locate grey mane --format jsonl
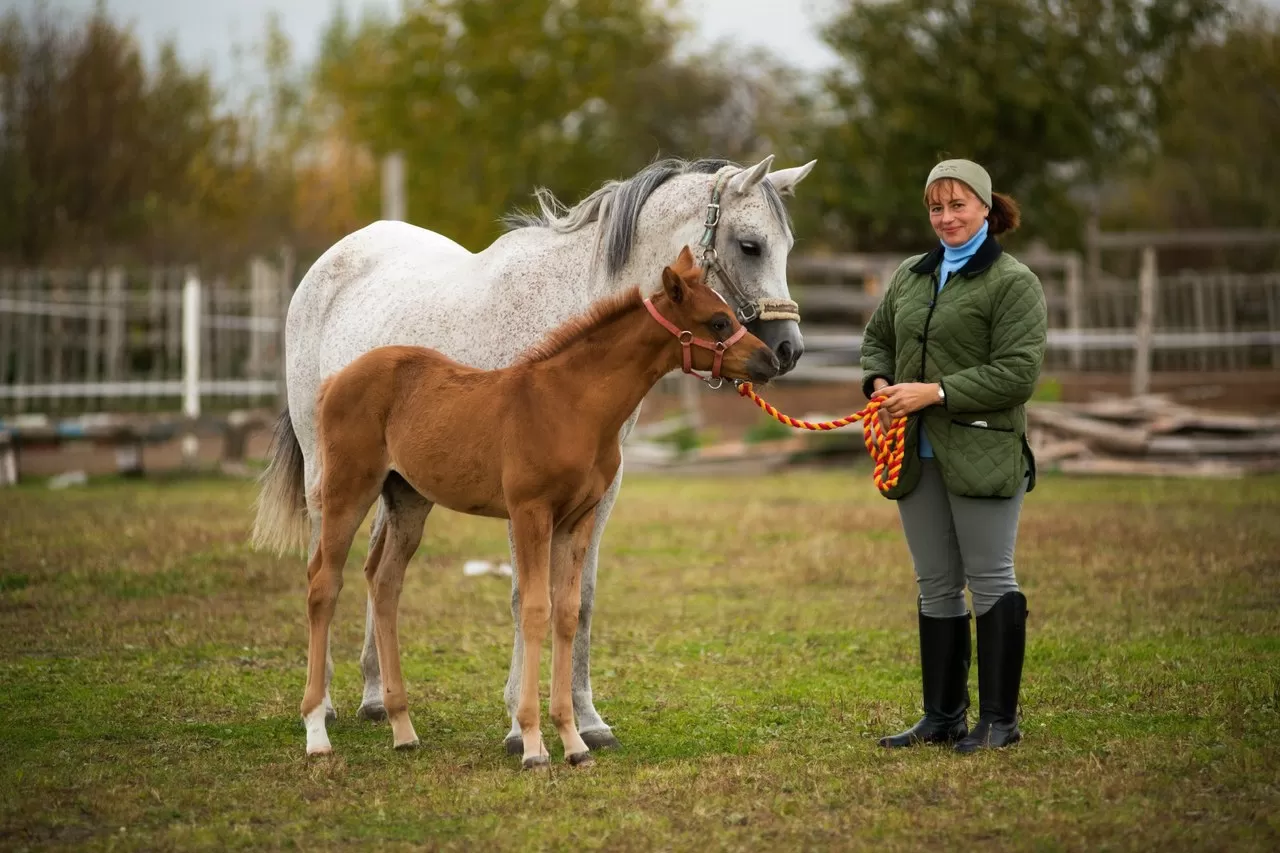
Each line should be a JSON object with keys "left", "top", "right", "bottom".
{"left": 502, "top": 157, "right": 793, "bottom": 278}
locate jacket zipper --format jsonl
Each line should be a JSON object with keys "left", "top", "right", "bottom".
{"left": 917, "top": 272, "right": 943, "bottom": 381}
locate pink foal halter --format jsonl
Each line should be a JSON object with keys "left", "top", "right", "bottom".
{"left": 643, "top": 297, "right": 747, "bottom": 388}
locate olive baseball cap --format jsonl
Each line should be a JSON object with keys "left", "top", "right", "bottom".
{"left": 925, "top": 159, "right": 992, "bottom": 207}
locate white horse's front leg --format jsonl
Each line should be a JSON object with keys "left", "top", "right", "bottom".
{"left": 503, "top": 520, "right": 527, "bottom": 754}
{"left": 571, "top": 462, "right": 623, "bottom": 749}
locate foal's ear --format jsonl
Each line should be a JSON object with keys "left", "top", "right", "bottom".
{"left": 661, "top": 266, "right": 686, "bottom": 305}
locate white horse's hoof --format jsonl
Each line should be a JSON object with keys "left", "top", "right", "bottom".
{"left": 504, "top": 734, "right": 523, "bottom": 755}
{"left": 358, "top": 702, "right": 388, "bottom": 722}
{"left": 306, "top": 743, "right": 332, "bottom": 757}
{"left": 581, "top": 728, "right": 620, "bottom": 751}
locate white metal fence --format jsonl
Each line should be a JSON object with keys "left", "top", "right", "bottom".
{"left": 2, "top": 242, "right": 1278, "bottom": 418}
{"left": 784, "top": 247, "right": 1280, "bottom": 391}
{"left": 0, "top": 258, "right": 290, "bottom": 417}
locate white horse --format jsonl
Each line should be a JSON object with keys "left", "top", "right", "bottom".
{"left": 252, "top": 155, "right": 816, "bottom": 754}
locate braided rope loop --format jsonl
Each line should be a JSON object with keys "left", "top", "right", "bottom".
{"left": 736, "top": 382, "right": 908, "bottom": 493}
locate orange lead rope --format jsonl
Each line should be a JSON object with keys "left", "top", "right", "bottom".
{"left": 735, "top": 382, "right": 908, "bottom": 493}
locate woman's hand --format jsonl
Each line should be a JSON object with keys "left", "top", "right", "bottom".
{"left": 872, "top": 382, "right": 942, "bottom": 422}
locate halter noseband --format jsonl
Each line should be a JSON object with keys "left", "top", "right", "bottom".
{"left": 643, "top": 297, "right": 747, "bottom": 389}
{"left": 697, "top": 166, "right": 802, "bottom": 326}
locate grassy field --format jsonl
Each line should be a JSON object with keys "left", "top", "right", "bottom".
{"left": 1, "top": 466, "right": 1278, "bottom": 851}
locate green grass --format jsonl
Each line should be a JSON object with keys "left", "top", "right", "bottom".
{"left": 1, "top": 469, "right": 1278, "bottom": 851}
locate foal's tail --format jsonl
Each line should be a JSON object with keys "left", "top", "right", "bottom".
{"left": 250, "top": 408, "right": 310, "bottom": 557}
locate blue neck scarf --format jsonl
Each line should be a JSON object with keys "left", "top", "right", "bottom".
{"left": 939, "top": 219, "right": 989, "bottom": 288}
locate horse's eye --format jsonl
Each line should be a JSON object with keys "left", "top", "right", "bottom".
{"left": 711, "top": 317, "right": 729, "bottom": 334}
{"left": 739, "top": 240, "right": 761, "bottom": 257}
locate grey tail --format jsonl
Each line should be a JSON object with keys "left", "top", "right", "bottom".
{"left": 250, "top": 408, "right": 309, "bottom": 556}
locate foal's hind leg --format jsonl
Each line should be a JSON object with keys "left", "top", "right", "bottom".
{"left": 365, "top": 474, "right": 433, "bottom": 750}
{"left": 301, "top": 469, "right": 384, "bottom": 756}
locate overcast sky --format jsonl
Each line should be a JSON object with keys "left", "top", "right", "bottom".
{"left": 8, "top": 0, "right": 845, "bottom": 88}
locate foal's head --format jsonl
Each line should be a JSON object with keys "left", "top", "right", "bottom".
{"left": 654, "top": 246, "right": 780, "bottom": 384}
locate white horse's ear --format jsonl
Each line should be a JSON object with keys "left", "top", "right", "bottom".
{"left": 728, "top": 154, "right": 775, "bottom": 195}
{"left": 765, "top": 160, "right": 817, "bottom": 197}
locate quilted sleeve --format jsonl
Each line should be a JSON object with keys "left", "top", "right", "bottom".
{"left": 940, "top": 270, "right": 1047, "bottom": 413}
{"left": 859, "top": 265, "right": 902, "bottom": 399}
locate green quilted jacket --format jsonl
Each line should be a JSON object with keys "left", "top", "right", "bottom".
{"left": 860, "top": 235, "right": 1047, "bottom": 500}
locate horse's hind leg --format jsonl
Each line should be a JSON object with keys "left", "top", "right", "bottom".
{"left": 365, "top": 473, "right": 433, "bottom": 750}
{"left": 301, "top": 466, "right": 384, "bottom": 756}
{"left": 356, "top": 499, "right": 390, "bottom": 721}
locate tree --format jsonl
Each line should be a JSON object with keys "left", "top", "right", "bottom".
{"left": 805, "top": 0, "right": 1227, "bottom": 252}
{"left": 314, "top": 0, "right": 814, "bottom": 250}
{"left": 1113, "top": 1, "right": 1280, "bottom": 230}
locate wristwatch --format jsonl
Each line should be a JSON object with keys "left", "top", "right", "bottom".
{"left": 936, "top": 384, "right": 946, "bottom": 404}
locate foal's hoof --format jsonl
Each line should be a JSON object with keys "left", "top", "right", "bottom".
{"left": 566, "top": 751, "right": 594, "bottom": 768}
{"left": 504, "top": 735, "right": 524, "bottom": 756}
{"left": 581, "top": 729, "right": 620, "bottom": 751}
{"left": 357, "top": 702, "right": 388, "bottom": 722}
{"left": 522, "top": 755, "right": 550, "bottom": 772}
{"left": 306, "top": 745, "right": 332, "bottom": 758}
{"left": 393, "top": 738, "right": 420, "bottom": 752}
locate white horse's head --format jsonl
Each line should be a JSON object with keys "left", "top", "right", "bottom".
{"left": 679, "top": 156, "right": 816, "bottom": 374}
{"left": 504, "top": 155, "right": 817, "bottom": 374}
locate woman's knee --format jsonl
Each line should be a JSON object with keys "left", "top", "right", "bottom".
{"left": 967, "top": 569, "right": 1020, "bottom": 616}
{"left": 917, "top": 584, "right": 967, "bottom": 619}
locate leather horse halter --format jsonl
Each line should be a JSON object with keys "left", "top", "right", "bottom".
{"left": 696, "top": 165, "right": 801, "bottom": 326}
{"left": 643, "top": 295, "right": 747, "bottom": 389}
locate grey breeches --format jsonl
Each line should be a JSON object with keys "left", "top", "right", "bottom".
{"left": 896, "top": 459, "right": 1026, "bottom": 618}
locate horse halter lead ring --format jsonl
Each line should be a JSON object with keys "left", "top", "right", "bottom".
{"left": 643, "top": 297, "right": 747, "bottom": 389}
{"left": 698, "top": 166, "right": 802, "bottom": 326}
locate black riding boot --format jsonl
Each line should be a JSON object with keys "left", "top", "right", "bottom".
{"left": 878, "top": 606, "right": 970, "bottom": 748}
{"left": 955, "top": 591, "right": 1026, "bottom": 753}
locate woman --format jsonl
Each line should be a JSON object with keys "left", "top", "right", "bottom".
{"left": 860, "top": 158, "right": 1047, "bottom": 753}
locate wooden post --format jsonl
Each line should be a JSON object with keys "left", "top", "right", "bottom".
{"left": 382, "top": 152, "right": 406, "bottom": 222}
{"left": 105, "top": 267, "right": 125, "bottom": 384}
{"left": 1065, "top": 254, "right": 1084, "bottom": 371}
{"left": 0, "top": 431, "right": 15, "bottom": 487}
{"left": 87, "top": 270, "right": 102, "bottom": 412}
{"left": 1267, "top": 273, "right": 1280, "bottom": 370}
{"left": 0, "top": 269, "right": 13, "bottom": 397}
{"left": 679, "top": 374, "right": 703, "bottom": 434}
{"left": 182, "top": 269, "right": 202, "bottom": 468}
{"left": 1085, "top": 211, "right": 1101, "bottom": 291}
{"left": 1132, "top": 246, "right": 1158, "bottom": 397}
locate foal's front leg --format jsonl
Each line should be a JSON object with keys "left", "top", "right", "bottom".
{"left": 550, "top": 509, "right": 599, "bottom": 767}
{"left": 509, "top": 503, "right": 554, "bottom": 770}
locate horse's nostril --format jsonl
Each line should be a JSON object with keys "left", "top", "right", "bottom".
{"left": 776, "top": 341, "right": 793, "bottom": 364}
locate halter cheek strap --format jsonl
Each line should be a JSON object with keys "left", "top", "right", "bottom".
{"left": 643, "top": 297, "right": 748, "bottom": 386}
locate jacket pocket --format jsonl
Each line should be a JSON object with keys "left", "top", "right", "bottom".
{"left": 948, "top": 420, "right": 1022, "bottom": 497}
{"left": 951, "top": 419, "right": 1015, "bottom": 434}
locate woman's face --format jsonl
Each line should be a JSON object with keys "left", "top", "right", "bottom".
{"left": 927, "top": 179, "right": 989, "bottom": 247}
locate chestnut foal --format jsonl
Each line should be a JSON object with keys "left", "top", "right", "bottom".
{"left": 302, "top": 246, "right": 780, "bottom": 768}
